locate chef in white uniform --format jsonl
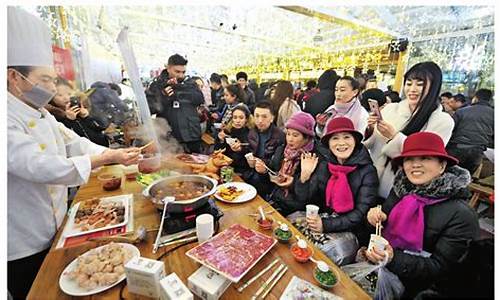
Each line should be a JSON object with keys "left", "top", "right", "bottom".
{"left": 7, "top": 7, "right": 141, "bottom": 299}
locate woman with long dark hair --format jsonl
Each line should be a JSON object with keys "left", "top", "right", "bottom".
{"left": 364, "top": 62, "right": 454, "bottom": 198}
{"left": 270, "top": 80, "right": 301, "bottom": 130}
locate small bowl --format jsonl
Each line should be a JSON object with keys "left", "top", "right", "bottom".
{"left": 138, "top": 153, "right": 161, "bottom": 174}
{"left": 97, "top": 173, "right": 122, "bottom": 191}
{"left": 290, "top": 242, "right": 313, "bottom": 263}
{"left": 122, "top": 164, "right": 139, "bottom": 180}
{"left": 313, "top": 266, "right": 338, "bottom": 289}
{"left": 257, "top": 218, "right": 273, "bottom": 230}
{"left": 273, "top": 227, "right": 292, "bottom": 244}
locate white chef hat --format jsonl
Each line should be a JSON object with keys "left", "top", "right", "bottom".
{"left": 8, "top": 6, "right": 54, "bottom": 67}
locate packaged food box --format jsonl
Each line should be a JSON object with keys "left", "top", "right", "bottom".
{"left": 187, "top": 266, "right": 231, "bottom": 300}
{"left": 160, "top": 272, "right": 193, "bottom": 300}
{"left": 125, "top": 256, "right": 165, "bottom": 298}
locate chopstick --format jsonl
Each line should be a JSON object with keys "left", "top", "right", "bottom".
{"left": 239, "top": 143, "right": 250, "bottom": 146}
{"left": 158, "top": 236, "right": 198, "bottom": 248}
{"left": 260, "top": 265, "right": 288, "bottom": 299}
{"left": 251, "top": 264, "right": 286, "bottom": 300}
{"left": 237, "top": 258, "right": 280, "bottom": 293}
{"left": 262, "top": 164, "right": 278, "bottom": 176}
{"left": 139, "top": 140, "right": 154, "bottom": 151}
{"left": 375, "top": 205, "right": 382, "bottom": 236}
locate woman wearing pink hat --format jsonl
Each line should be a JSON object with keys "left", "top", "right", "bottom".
{"left": 364, "top": 62, "right": 454, "bottom": 199}
{"left": 289, "top": 117, "right": 379, "bottom": 266}
{"left": 255, "top": 111, "right": 321, "bottom": 215}
{"left": 363, "top": 132, "right": 479, "bottom": 298}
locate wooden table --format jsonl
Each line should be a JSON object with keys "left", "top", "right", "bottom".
{"left": 28, "top": 165, "right": 370, "bottom": 300}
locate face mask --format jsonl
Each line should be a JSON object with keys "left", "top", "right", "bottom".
{"left": 15, "top": 72, "right": 56, "bottom": 108}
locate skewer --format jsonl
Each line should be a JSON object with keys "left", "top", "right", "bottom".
{"left": 251, "top": 264, "right": 286, "bottom": 300}
{"left": 260, "top": 265, "right": 288, "bottom": 299}
{"left": 237, "top": 258, "right": 280, "bottom": 293}
{"left": 375, "top": 205, "right": 382, "bottom": 236}
{"left": 139, "top": 140, "right": 154, "bottom": 151}
{"left": 158, "top": 236, "right": 197, "bottom": 247}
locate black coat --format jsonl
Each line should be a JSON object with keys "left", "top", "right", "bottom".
{"left": 59, "top": 117, "right": 109, "bottom": 147}
{"left": 448, "top": 100, "right": 494, "bottom": 149}
{"left": 146, "top": 73, "right": 204, "bottom": 143}
{"left": 296, "top": 144, "right": 379, "bottom": 240}
{"left": 214, "top": 127, "right": 250, "bottom": 173}
{"left": 380, "top": 167, "right": 480, "bottom": 298}
{"left": 241, "top": 124, "right": 285, "bottom": 198}
{"left": 303, "top": 71, "right": 337, "bottom": 118}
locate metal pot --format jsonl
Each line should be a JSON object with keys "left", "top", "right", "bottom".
{"left": 144, "top": 175, "right": 218, "bottom": 213}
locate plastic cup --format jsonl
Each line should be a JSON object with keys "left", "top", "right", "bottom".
{"left": 196, "top": 214, "right": 214, "bottom": 243}
{"left": 306, "top": 204, "right": 320, "bottom": 218}
{"left": 245, "top": 153, "right": 256, "bottom": 168}
{"left": 368, "top": 234, "right": 389, "bottom": 253}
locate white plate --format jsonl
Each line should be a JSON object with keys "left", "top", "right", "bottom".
{"left": 59, "top": 243, "right": 140, "bottom": 296}
{"left": 64, "top": 194, "right": 131, "bottom": 238}
{"left": 214, "top": 182, "right": 257, "bottom": 204}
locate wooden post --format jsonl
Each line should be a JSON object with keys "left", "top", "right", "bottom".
{"left": 393, "top": 50, "right": 408, "bottom": 93}
{"left": 58, "top": 6, "right": 71, "bottom": 49}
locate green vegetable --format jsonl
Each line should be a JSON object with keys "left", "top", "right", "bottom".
{"left": 274, "top": 228, "right": 292, "bottom": 240}
{"left": 315, "top": 269, "right": 337, "bottom": 286}
{"left": 136, "top": 170, "right": 170, "bottom": 186}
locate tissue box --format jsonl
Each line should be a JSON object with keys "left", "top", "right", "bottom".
{"left": 160, "top": 273, "right": 193, "bottom": 300}
{"left": 187, "top": 266, "right": 231, "bottom": 300}
{"left": 125, "top": 256, "right": 166, "bottom": 298}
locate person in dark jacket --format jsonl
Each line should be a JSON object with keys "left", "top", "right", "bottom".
{"left": 209, "top": 73, "right": 224, "bottom": 111}
{"left": 365, "top": 132, "right": 479, "bottom": 298}
{"left": 294, "top": 117, "right": 379, "bottom": 265}
{"left": 210, "top": 84, "right": 244, "bottom": 126}
{"left": 242, "top": 101, "right": 285, "bottom": 198}
{"left": 236, "top": 71, "right": 256, "bottom": 112}
{"left": 304, "top": 69, "right": 338, "bottom": 118}
{"left": 88, "top": 81, "right": 130, "bottom": 127}
{"left": 46, "top": 78, "right": 109, "bottom": 146}
{"left": 257, "top": 112, "right": 318, "bottom": 216}
{"left": 145, "top": 54, "right": 204, "bottom": 153}
{"left": 446, "top": 89, "right": 494, "bottom": 174}
{"left": 214, "top": 104, "right": 254, "bottom": 173}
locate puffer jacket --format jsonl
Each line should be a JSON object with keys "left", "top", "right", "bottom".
{"left": 296, "top": 143, "right": 379, "bottom": 241}
{"left": 304, "top": 70, "right": 337, "bottom": 118}
{"left": 380, "top": 166, "right": 480, "bottom": 298}
{"left": 448, "top": 100, "right": 494, "bottom": 149}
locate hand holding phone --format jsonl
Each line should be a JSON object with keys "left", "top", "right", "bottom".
{"left": 368, "top": 99, "right": 382, "bottom": 121}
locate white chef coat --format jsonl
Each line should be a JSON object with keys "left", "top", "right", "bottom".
{"left": 8, "top": 92, "right": 107, "bottom": 261}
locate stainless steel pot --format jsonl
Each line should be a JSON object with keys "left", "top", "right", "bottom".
{"left": 144, "top": 175, "right": 218, "bottom": 213}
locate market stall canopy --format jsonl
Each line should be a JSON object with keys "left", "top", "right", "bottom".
{"left": 26, "top": 5, "right": 494, "bottom": 74}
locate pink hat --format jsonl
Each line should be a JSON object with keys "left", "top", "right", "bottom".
{"left": 285, "top": 112, "right": 315, "bottom": 137}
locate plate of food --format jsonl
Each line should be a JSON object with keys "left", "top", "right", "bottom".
{"left": 59, "top": 242, "right": 140, "bottom": 296}
{"left": 280, "top": 276, "right": 343, "bottom": 300}
{"left": 64, "top": 195, "right": 130, "bottom": 238}
{"left": 186, "top": 224, "right": 276, "bottom": 282}
{"left": 175, "top": 153, "right": 210, "bottom": 164}
{"left": 214, "top": 182, "right": 257, "bottom": 203}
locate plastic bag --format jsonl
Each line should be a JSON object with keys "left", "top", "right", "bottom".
{"left": 374, "top": 267, "right": 405, "bottom": 300}
{"left": 342, "top": 260, "right": 381, "bottom": 282}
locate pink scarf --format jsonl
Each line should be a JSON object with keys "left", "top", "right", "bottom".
{"left": 280, "top": 139, "right": 314, "bottom": 176}
{"left": 325, "top": 163, "right": 357, "bottom": 213}
{"left": 383, "top": 194, "right": 447, "bottom": 252}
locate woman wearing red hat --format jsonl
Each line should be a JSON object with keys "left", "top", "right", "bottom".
{"left": 364, "top": 62, "right": 454, "bottom": 199}
{"left": 363, "top": 132, "right": 479, "bottom": 298}
{"left": 255, "top": 111, "right": 321, "bottom": 215}
{"left": 289, "top": 117, "right": 379, "bottom": 266}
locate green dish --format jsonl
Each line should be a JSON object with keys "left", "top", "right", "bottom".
{"left": 136, "top": 170, "right": 170, "bottom": 187}
{"left": 314, "top": 267, "right": 337, "bottom": 289}
{"left": 273, "top": 228, "right": 292, "bottom": 243}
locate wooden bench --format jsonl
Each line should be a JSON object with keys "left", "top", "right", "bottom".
{"left": 201, "top": 132, "right": 215, "bottom": 154}
{"left": 469, "top": 182, "right": 494, "bottom": 209}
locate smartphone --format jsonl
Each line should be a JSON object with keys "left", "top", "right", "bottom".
{"left": 70, "top": 96, "right": 80, "bottom": 107}
{"left": 368, "top": 99, "right": 382, "bottom": 120}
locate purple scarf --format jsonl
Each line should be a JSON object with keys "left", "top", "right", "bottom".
{"left": 325, "top": 163, "right": 357, "bottom": 213}
{"left": 383, "top": 194, "right": 447, "bottom": 252}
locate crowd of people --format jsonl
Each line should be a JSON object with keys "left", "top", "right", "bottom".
{"left": 6, "top": 6, "right": 494, "bottom": 300}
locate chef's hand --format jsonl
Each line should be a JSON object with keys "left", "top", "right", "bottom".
{"left": 66, "top": 106, "right": 81, "bottom": 120}
{"left": 306, "top": 215, "right": 323, "bottom": 233}
{"left": 255, "top": 158, "right": 267, "bottom": 174}
{"left": 78, "top": 105, "right": 89, "bottom": 118}
{"left": 367, "top": 207, "right": 387, "bottom": 227}
{"left": 105, "top": 147, "right": 141, "bottom": 166}
{"left": 365, "top": 243, "right": 394, "bottom": 264}
{"left": 376, "top": 120, "right": 398, "bottom": 140}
